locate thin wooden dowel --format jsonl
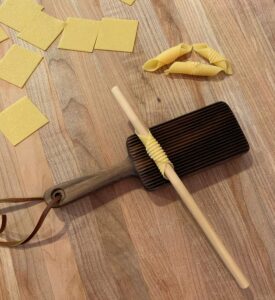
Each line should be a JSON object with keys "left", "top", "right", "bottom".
{"left": 111, "top": 86, "right": 249, "bottom": 289}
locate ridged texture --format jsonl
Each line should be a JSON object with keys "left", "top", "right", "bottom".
{"left": 127, "top": 102, "right": 249, "bottom": 190}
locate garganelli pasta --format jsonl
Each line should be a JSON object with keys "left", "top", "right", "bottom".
{"left": 143, "top": 43, "right": 193, "bottom": 72}
{"left": 143, "top": 43, "right": 232, "bottom": 77}
{"left": 193, "top": 43, "right": 232, "bottom": 74}
{"left": 137, "top": 131, "right": 173, "bottom": 177}
{"left": 165, "top": 61, "right": 224, "bottom": 76}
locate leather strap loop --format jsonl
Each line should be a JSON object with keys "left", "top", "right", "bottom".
{"left": 0, "top": 215, "right": 7, "bottom": 234}
{"left": 0, "top": 196, "right": 60, "bottom": 247}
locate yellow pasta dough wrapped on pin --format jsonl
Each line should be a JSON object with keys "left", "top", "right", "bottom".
{"left": 193, "top": 43, "right": 232, "bottom": 75}
{"left": 164, "top": 61, "right": 223, "bottom": 77}
{"left": 143, "top": 43, "right": 192, "bottom": 72}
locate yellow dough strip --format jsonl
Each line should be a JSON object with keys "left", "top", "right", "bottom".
{"left": 0, "top": 0, "right": 43, "bottom": 32}
{"left": 0, "top": 96, "right": 48, "bottom": 145}
{"left": 120, "top": 0, "right": 136, "bottom": 5}
{"left": 165, "top": 61, "right": 224, "bottom": 77}
{"left": 137, "top": 131, "right": 173, "bottom": 177}
{"left": 0, "top": 44, "right": 43, "bottom": 88}
{"left": 143, "top": 43, "right": 193, "bottom": 72}
{"left": 0, "top": 27, "right": 8, "bottom": 43}
{"left": 18, "top": 11, "right": 65, "bottom": 51}
{"left": 193, "top": 43, "right": 232, "bottom": 74}
{"left": 58, "top": 18, "right": 100, "bottom": 53}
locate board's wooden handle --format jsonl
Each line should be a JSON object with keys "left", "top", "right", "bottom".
{"left": 111, "top": 86, "right": 249, "bottom": 289}
{"left": 44, "top": 158, "right": 135, "bottom": 207}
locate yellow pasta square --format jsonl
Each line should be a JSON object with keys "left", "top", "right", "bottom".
{"left": 0, "top": 0, "right": 43, "bottom": 31}
{"left": 0, "top": 27, "right": 8, "bottom": 43}
{"left": 0, "top": 97, "right": 49, "bottom": 145}
{"left": 0, "top": 44, "right": 43, "bottom": 88}
{"left": 58, "top": 18, "right": 100, "bottom": 52}
{"left": 120, "top": 0, "right": 136, "bottom": 5}
{"left": 95, "top": 18, "right": 138, "bottom": 53}
{"left": 18, "top": 11, "right": 64, "bottom": 50}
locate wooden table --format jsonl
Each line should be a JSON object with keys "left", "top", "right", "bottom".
{"left": 0, "top": 0, "right": 274, "bottom": 299}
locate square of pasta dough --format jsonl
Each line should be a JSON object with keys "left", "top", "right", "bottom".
{"left": 58, "top": 18, "right": 100, "bottom": 52}
{"left": 0, "top": 0, "right": 43, "bottom": 31}
{"left": 0, "top": 44, "right": 43, "bottom": 88}
{"left": 0, "top": 96, "right": 49, "bottom": 145}
{"left": 120, "top": 0, "right": 136, "bottom": 5}
{"left": 18, "top": 11, "right": 64, "bottom": 50}
{"left": 95, "top": 18, "right": 138, "bottom": 53}
{"left": 0, "top": 27, "right": 8, "bottom": 42}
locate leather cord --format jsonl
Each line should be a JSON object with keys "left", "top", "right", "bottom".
{"left": 0, "top": 196, "right": 60, "bottom": 247}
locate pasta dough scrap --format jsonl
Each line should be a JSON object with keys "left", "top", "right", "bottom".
{"left": 0, "top": 27, "right": 8, "bottom": 43}
{"left": 143, "top": 43, "right": 192, "bottom": 72}
{"left": 0, "top": 44, "right": 43, "bottom": 88}
{"left": 18, "top": 11, "right": 65, "bottom": 50}
{"left": 165, "top": 61, "right": 223, "bottom": 76}
{"left": 120, "top": 0, "right": 136, "bottom": 5}
{"left": 0, "top": 0, "right": 43, "bottom": 31}
{"left": 58, "top": 18, "right": 100, "bottom": 52}
{"left": 95, "top": 18, "right": 138, "bottom": 53}
{"left": 193, "top": 43, "right": 232, "bottom": 74}
{"left": 137, "top": 131, "right": 173, "bottom": 177}
{"left": 0, "top": 96, "right": 49, "bottom": 145}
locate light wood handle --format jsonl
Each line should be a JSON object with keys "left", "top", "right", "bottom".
{"left": 111, "top": 86, "right": 249, "bottom": 289}
{"left": 44, "top": 158, "right": 135, "bottom": 207}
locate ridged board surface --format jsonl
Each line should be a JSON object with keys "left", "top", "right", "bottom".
{"left": 127, "top": 102, "right": 249, "bottom": 190}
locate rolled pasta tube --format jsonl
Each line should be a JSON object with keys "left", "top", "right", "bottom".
{"left": 193, "top": 43, "right": 232, "bottom": 75}
{"left": 164, "top": 61, "right": 224, "bottom": 76}
{"left": 143, "top": 43, "right": 192, "bottom": 72}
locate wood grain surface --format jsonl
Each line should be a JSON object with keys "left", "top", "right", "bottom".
{"left": 0, "top": 0, "right": 274, "bottom": 299}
